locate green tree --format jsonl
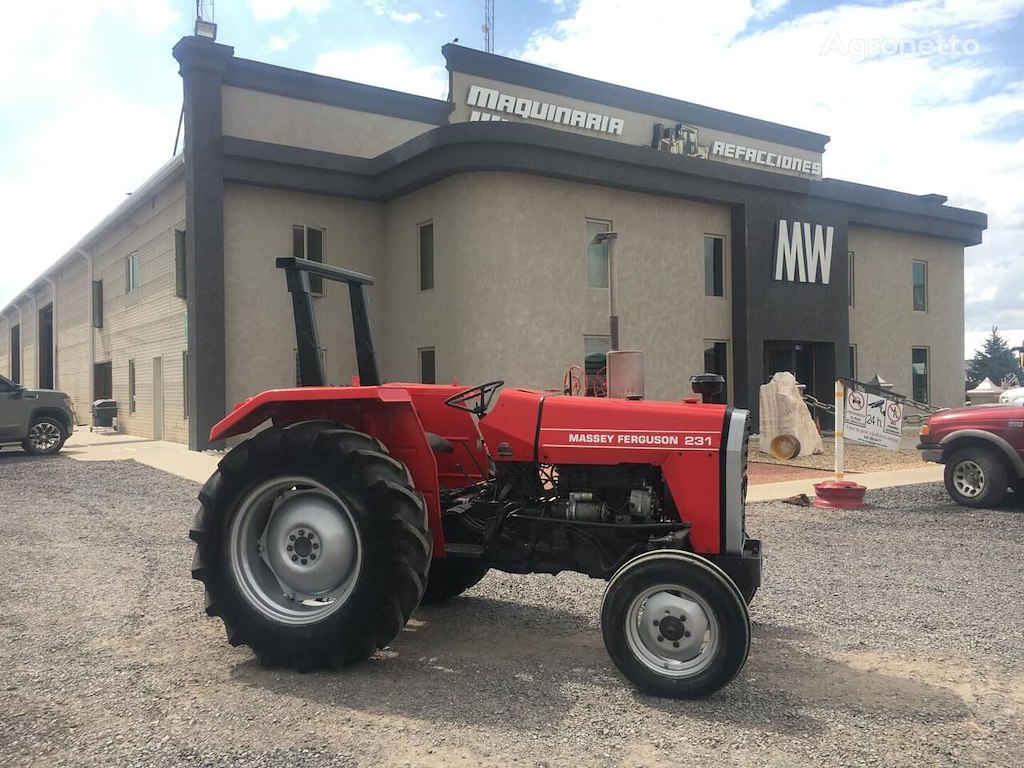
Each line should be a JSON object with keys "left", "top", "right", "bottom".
{"left": 966, "top": 327, "right": 1023, "bottom": 389}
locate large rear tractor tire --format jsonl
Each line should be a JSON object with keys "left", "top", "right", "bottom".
{"left": 601, "top": 550, "right": 750, "bottom": 699}
{"left": 421, "top": 558, "right": 490, "bottom": 604}
{"left": 190, "top": 421, "right": 431, "bottom": 669}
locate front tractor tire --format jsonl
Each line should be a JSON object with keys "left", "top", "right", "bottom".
{"left": 601, "top": 551, "right": 750, "bottom": 699}
{"left": 944, "top": 447, "right": 1009, "bottom": 508}
{"left": 190, "top": 422, "right": 431, "bottom": 669}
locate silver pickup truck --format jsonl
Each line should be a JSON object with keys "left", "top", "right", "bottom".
{"left": 0, "top": 374, "right": 76, "bottom": 455}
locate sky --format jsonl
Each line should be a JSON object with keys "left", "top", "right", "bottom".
{"left": 1, "top": 0, "right": 1022, "bottom": 357}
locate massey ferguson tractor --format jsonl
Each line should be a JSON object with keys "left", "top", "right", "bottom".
{"left": 190, "top": 257, "right": 761, "bottom": 699}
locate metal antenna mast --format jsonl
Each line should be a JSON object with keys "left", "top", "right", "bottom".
{"left": 196, "top": 0, "right": 214, "bottom": 25}
{"left": 483, "top": 0, "right": 494, "bottom": 53}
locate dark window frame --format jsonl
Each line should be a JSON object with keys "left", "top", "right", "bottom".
{"left": 704, "top": 235, "right": 725, "bottom": 298}
{"left": 586, "top": 219, "right": 611, "bottom": 288}
{"left": 174, "top": 229, "right": 187, "bottom": 299}
{"left": 912, "top": 260, "right": 928, "bottom": 312}
{"left": 128, "top": 359, "right": 137, "bottom": 414}
{"left": 92, "top": 280, "right": 104, "bottom": 328}
{"left": 848, "top": 251, "right": 855, "bottom": 307}
{"left": 419, "top": 346, "right": 436, "bottom": 384}
{"left": 912, "top": 346, "right": 930, "bottom": 403}
{"left": 419, "top": 222, "right": 435, "bottom": 292}
{"left": 10, "top": 324, "right": 20, "bottom": 383}
{"left": 703, "top": 340, "right": 728, "bottom": 398}
{"left": 125, "top": 252, "right": 139, "bottom": 293}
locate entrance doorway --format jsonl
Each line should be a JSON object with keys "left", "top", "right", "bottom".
{"left": 763, "top": 341, "right": 836, "bottom": 428}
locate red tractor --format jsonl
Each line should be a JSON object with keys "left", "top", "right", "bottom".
{"left": 190, "top": 257, "right": 761, "bottom": 699}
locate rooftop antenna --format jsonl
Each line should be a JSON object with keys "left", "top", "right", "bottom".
{"left": 194, "top": 0, "right": 217, "bottom": 40}
{"left": 483, "top": 0, "right": 494, "bottom": 53}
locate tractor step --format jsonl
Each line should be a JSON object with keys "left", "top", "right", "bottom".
{"left": 443, "top": 543, "right": 485, "bottom": 557}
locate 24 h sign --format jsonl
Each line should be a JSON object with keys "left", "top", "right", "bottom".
{"left": 844, "top": 387, "right": 903, "bottom": 449}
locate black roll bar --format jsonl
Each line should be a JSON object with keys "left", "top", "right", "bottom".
{"left": 275, "top": 256, "right": 382, "bottom": 387}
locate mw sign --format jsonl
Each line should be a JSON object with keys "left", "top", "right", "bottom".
{"left": 774, "top": 219, "right": 835, "bottom": 284}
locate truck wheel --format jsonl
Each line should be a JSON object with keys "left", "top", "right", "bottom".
{"left": 22, "top": 416, "right": 67, "bottom": 455}
{"left": 421, "top": 558, "right": 489, "bottom": 603}
{"left": 944, "top": 447, "right": 1008, "bottom": 508}
{"left": 190, "top": 421, "right": 431, "bottom": 669}
{"left": 601, "top": 550, "right": 750, "bottom": 699}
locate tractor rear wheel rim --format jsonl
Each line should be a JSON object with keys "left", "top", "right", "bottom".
{"left": 229, "top": 475, "right": 362, "bottom": 626}
{"left": 27, "top": 422, "right": 60, "bottom": 452}
{"left": 625, "top": 583, "right": 719, "bottom": 678}
{"left": 953, "top": 460, "right": 984, "bottom": 498}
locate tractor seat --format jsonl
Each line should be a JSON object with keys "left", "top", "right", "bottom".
{"left": 426, "top": 432, "right": 454, "bottom": 454}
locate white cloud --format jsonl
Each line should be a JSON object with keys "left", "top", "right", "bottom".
{"left": 314, "top": 45, "right": 447, "bottom": 98}
{"left": 247, "top": 0, "right": 331, "bottom": 21}
{"left": 269, "top": 32, "right": 300, "bottom": 52}
{"left": 0, "top": 1, "right": 182, "bottom": 308}
{"left": 520, "top": 0, "right": 1024, "bottom": 333}
{"left": 362, "top": 1, "right": 422, "bottom": 24}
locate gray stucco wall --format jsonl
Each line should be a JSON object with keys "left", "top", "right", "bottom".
{"left": 848, "top": 225, "right": 965, "bottom": 408}
{"left": 377, "top": 171, "right": 733, "bottom": 400}
{"left": 221, "top": 184, "right": 385, "bottom": 411}
{"left": 222, "top": 86, "right": 438, "bottom": 159}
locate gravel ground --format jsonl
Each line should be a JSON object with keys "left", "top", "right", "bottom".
{"left": 1, "top": 452, "right": 1022, "bottom": 768}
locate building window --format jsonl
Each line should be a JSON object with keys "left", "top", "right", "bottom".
{"left": 125, "top": 252, "right": 139, "bottom": 293}
{"left": 175, "top": 230, "right": 187, "bottom": 299}
{"left": 182, "top": 351, "right": 189, "bottom": 419}
{"left": 293, "top": 225, "right": 325, "bottom": 295}
{"left": 586, "top": 220, "right": 611, "bottom": 288}
{"left": 704, "top": 236, "right": 725, "bottom": 297}
{"left": 128, "top": 359, "right": 137, "bottom": 414}
{"left": 419, "top": 347, "right": 436, "bottom": 384}
{"left": 912, "top": 347, "right": 929, "bottom": 403}
{"left": 419, "top": 222, "right": 434, "bottom": 291}
{"left": 10, "top": 324, "right": 20, "bottom": 383}
{"left": 92, "top": 280, "right": 103, "bottom": 328}
{"left": 584, "top": 335, "right": 610, "bottom": 396}
{"left": 849, "top": 344, "right": 857, "bottom": 379}
{"left": 912, "top": 260, "right": 927, "bottom": 312}
{"left": 848, "top": 251, "right": 855, "bottom": 307}
{"left": 703, "top": 341, "right": 728, "bottom": 395}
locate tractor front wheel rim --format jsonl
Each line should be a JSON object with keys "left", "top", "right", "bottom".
{"left": 624, "top": 583, "right": 719, "bottom": 678}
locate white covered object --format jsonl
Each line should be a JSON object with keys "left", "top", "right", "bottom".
{"left": 758, "top": 372, "right": 824, "bottom": 457}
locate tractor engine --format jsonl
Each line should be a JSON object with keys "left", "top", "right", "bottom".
{"left": 545, "top": 465, "right": 660, "bottom": 523}
{"left": 439, "top": 461, "right": 680, "bottom": 579}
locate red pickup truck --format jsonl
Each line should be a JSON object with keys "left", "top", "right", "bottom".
{"left": 918, "top": 403, "right": 1024, "bottom": 507}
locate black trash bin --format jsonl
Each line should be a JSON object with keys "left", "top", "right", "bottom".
{"left": 92, "top": 399, "right": 118, "bottom": 429}
{"left": 690, "top": 373, "right": 725, "bottom": 404}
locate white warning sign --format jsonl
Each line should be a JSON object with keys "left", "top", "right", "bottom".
{"left": 844, "top": 388, "right": 903, "bottom": 450}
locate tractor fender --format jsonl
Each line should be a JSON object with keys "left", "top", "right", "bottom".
{"left": 605, "top": 549, "right": 748, "bottom": 613}
{"left": 210, "top": 386, "right": 447, "bottom": 555}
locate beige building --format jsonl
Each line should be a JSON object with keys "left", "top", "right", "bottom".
{"left": 0, "top": 36, "right": 986, "bottom": 450}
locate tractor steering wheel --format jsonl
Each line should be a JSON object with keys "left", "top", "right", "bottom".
{"left": 445, "top": 380, "right": 505, "bottom": 417}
